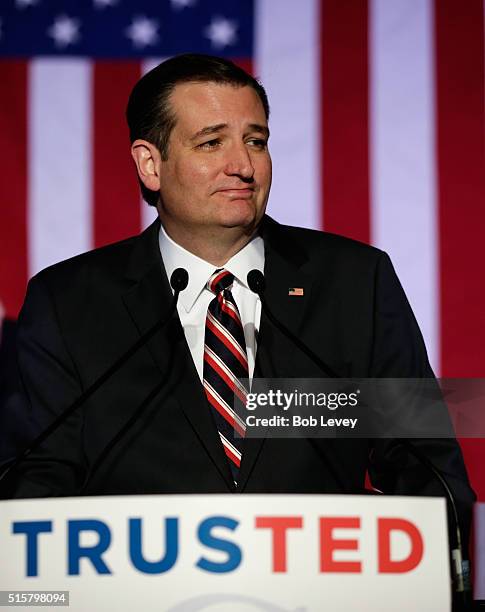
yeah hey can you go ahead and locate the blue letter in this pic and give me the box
[68,519,111,575]
[12,521,52,577]
[129,517,178,574]
[196,516,241,573]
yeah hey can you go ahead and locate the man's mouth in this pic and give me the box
[216,187,255,197]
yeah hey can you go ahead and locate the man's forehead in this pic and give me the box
[168,81,267,129]
[170,79,254,99]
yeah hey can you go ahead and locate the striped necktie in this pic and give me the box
[203,269,248,482]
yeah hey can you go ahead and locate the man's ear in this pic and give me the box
[130,139,162,192]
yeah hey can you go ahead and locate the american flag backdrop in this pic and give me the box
[0,0,484,595]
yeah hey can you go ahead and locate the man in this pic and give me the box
[11,55,474,543]
[0,304,36,465]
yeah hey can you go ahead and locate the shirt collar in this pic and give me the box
[158,223,265,313]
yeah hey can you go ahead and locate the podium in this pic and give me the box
[0,494,451,611]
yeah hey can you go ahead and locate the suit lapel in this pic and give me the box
[238,218,314,490]
[122,221,235,490]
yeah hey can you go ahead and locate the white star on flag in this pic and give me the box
[125,15,159,49]
[16,0,39,7]
[204,16,237,49]
[170,0,197,9]
[48,15,81,48]
[93,0,118,8]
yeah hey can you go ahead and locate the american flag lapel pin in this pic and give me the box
[288,287,304,296]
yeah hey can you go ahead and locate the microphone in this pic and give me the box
[170,267,189,292]
[0,268,189,492]
[247,269,339,378]
[396,439,472,607]
[248,269,471,604]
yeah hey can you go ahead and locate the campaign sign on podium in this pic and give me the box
[0,494,450,611]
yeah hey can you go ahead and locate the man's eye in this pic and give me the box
[198,139,221,149]
[247,138,268,149]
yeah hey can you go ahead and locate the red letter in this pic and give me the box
[378,518,424,573]
[255,516,303,572]
[320,517,361,573]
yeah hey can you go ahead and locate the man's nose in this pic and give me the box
[224,144,255,179]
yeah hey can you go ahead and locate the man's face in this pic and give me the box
[156,81,272,239]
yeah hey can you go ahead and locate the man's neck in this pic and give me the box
[159,222,257,266]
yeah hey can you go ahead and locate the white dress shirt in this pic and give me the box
[159,225,264,382]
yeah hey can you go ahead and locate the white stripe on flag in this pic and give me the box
[255,0,320,229]
[369,0,439,373]
[29,59,92,277]
[142,57,166,74]
[141,196,158,230]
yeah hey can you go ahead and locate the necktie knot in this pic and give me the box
[207,269,234,294]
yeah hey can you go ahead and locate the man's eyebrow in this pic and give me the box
[190,124,227,141]
[189,123,270,141]
[247,124,270,138]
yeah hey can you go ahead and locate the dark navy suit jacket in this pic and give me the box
[11,216,475,543]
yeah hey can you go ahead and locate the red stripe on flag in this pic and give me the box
[320,0,370,242]
[0,61,28,318]
[233,59,253,76]
[93,62,142,248]
[434,0,485,500]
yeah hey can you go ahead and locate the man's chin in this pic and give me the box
[217,202,264,230]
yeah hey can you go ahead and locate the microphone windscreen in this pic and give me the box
[247,269,265,294]
[170,268,189,292]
